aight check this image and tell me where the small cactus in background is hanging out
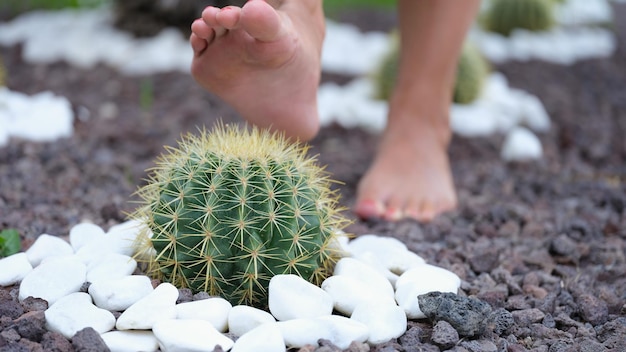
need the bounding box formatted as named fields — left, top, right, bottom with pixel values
left=482, top=0, right=556, bottom=37
left=0, top=56, right=5, bottom=87
left=453, top=43, right=490, bottom=105
left=133, top=124, right=347, bottom=307
left=374, top=37, right=489, bottom=105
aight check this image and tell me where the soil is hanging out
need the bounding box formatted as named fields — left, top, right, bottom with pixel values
left=1, top=4, right=626, bottom=352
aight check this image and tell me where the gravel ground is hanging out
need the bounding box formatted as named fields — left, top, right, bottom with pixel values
left=1, top=4, right=626, bottom=352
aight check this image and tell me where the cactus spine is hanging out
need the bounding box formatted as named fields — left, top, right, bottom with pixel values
left=133, top=124, right=347, bottom=307
left=482, top=0, right=556, bottom=37
left=374, top=37, right=489, bottom=105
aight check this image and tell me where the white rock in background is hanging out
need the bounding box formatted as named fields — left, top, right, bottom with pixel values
left=231, top=323, right=285, bottom=352
left=556, top=0, right=613, bottom=26
left=228, top=305, right=277, bottom=337
left=450, top=103, right=501, bottom=137
left=116, top=283, right=178, bottom=330
left=268, top=275, right=334, bottom=321
left=24, top=234, right=74, bottom=267
left=351, top=301, right=407, bottom=344
left=348, top=235, right=425, bottom=275
left=395, top=264, right=462, bottom=319
left=19, top=256, right=87, bottom=304
left=176, top=297, right=232, bottom=332
left=318, top=79, right=388, bottom=133
left=501, top=126, right=543, bottom=161
left=100, top=330, right=159, bottom=352
left=471, top=26, right=616, bottom=65
left=45, top=292, right=116, bottom=339
left=0, top=253, right=33, bottom=286
left=86, top=253, right=137, bottom=284
left=322, top=275, right=394, bottom=316
left=315, top=315, right=369, bottom=350
left=69, top=222, right=106, bottom=252
left=276, top=319, right=333, bottom=348
left=512, top=90, right=551, bottom=132
left=0, top=88, right=74, bottom=147
left=321, top=20, right=390, bottom=75
left=88, top=275, right=154, bottom=311
left=152, top=319, right=234, bottom=352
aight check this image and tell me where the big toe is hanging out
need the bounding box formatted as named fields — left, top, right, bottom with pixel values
left=240, top=0, right=287, bottom=42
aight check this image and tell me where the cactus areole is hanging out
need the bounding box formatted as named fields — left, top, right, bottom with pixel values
left=133, top=124, right=347, bottom=307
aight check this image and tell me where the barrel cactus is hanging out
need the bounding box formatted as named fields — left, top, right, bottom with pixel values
left=482, top=0, right=555, bottom=37
left=133, top=124, right=347, bottom=307
left=0, top=56, right=5, bottom=87
left=374, top=37, right=489, bottom=105
left=453, top=43, right=490, bottom=104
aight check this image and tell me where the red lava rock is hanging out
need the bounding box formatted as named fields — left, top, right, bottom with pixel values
left=511, top=308, right=546, bottom=327
left=575, top=294, right=609, bottom=325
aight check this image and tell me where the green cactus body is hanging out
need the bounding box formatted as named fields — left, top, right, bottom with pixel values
left=454, top=44, right=490, bottom=105
left=0, top=56, right=5, bottom=87
left=133, top=124, right=347, bottom=307
left=374, top=37, right=489, bottom=105
left=483, top=0, right=555, bottom=37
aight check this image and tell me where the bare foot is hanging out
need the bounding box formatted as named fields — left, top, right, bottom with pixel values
left=355, top=114, right=457, bottom=222
left=189, top=0, right=325, bottom=141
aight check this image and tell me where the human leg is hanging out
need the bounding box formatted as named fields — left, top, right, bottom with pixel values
left=355, top=0, right=481, bottom=222
left=189, top=0, right=325, bottom=141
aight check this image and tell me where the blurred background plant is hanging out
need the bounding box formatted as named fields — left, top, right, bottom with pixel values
left=0, top=229, right=21, bottom=258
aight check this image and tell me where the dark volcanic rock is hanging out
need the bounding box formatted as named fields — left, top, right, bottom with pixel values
left=418, top=292, right=493, bottom=337
left=430, top=320, right=459, bottom=349
left=71, top=328, right=109, bottom=352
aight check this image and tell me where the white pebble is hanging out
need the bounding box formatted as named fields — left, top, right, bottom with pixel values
left=25, top=234, right=74, bottom=267
left=175, top=297, right=232, bottom=332
left=350, top=301, right=407, bottom=344
left=152, top=319, right=234, bottom=352
left=394, top=264, right=461, bottom=319
left=348, top=235, right=425, bottom=275
left=501, top=126, right=543, bottom=161
left=315, top=315, right=369, bottom=350
left=88, top=275, right=154, bottom=311
left=321, top=275, right=394, bottom=316
left=86, top=253, right=137, bottom=284
left=351, top=252, right=399, bottom=287
left=333, top=257, right=395, bottom=298
left=231, top=323, right=285, bottom=352
left=116, top=283, right=178, bottom=330
left=69, top=222, right=105, bottom=252
left=276, top=319, right=333, bottom=348
left=228, top=305, right=276, bottom=337
left=268, top=274, right=333, bottom=321
left=0, top=253, right=33, bottom=286
left=45, top=292, right=115, bottom=339
left=100, top=330, right=159, bottom=352
left=19, top=256, right=86, bottom=304
left=75, top=220, right=142, bottom=265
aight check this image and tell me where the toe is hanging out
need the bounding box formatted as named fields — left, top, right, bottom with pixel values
left=190, top=32, right=209, bottom=55
left=201, top=6, right=221, bottom=27
left=240, top=0, right=286, bottom=42
left=216, top=6, right=242, bottom=30
left=354, top=199, right=384, bottom=220
left=191, top=19, right=213, bottom=40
